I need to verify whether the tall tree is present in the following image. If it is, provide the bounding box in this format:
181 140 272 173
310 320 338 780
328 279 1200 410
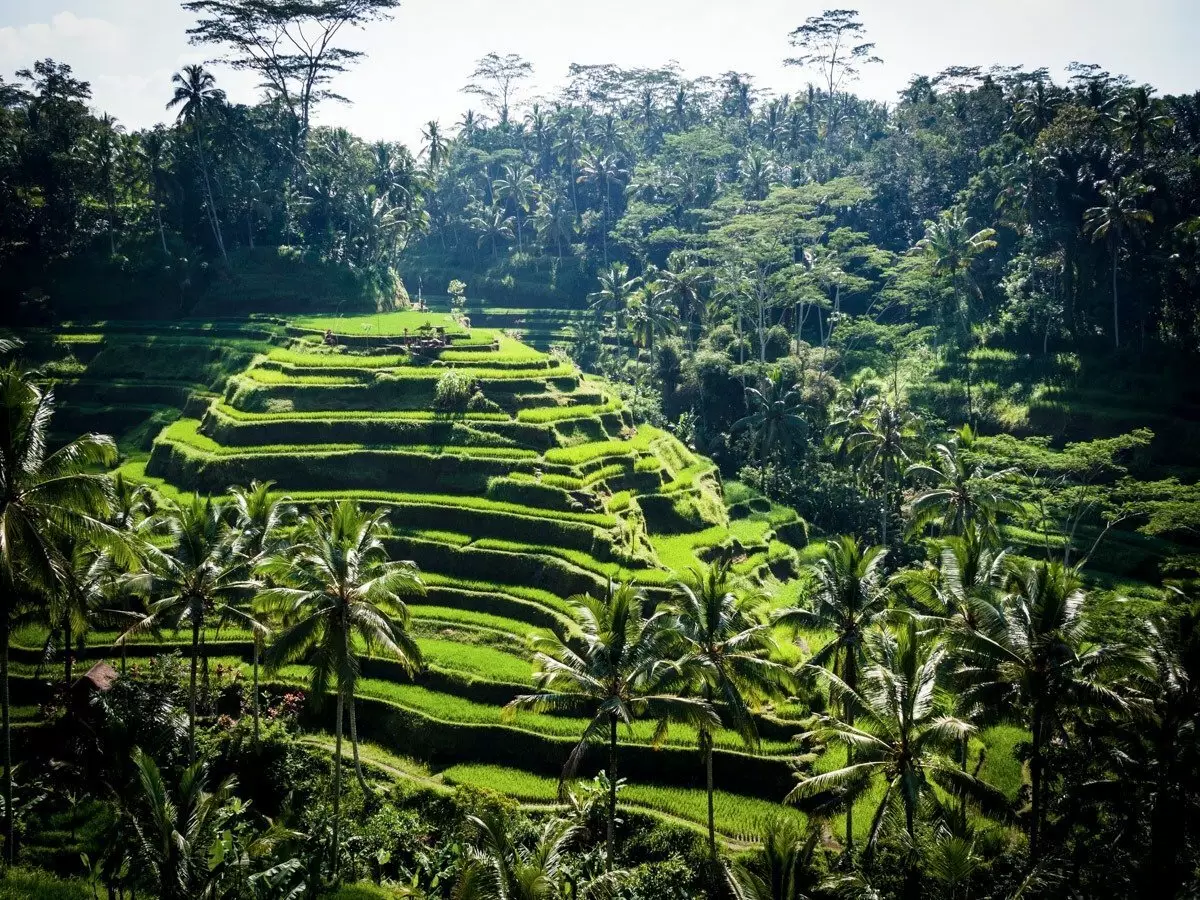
733 381 808 494
1083 177 1155 349
785 9 882 137
121 495 244 762
507 582 718 871
670 559 783 859
183 0 401 151
0 360 115 861
462 52 534 128
260 500 423 875
166 64 229 265
774 535 889 853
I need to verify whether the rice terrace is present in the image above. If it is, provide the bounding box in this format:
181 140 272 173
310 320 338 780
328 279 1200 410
1 1 1199 898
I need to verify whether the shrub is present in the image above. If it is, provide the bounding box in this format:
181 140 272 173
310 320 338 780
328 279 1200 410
433 369 476 411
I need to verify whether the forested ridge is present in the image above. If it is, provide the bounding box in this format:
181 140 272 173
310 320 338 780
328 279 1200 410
1 4 1199 899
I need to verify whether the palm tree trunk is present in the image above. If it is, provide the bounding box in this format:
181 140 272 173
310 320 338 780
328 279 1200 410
332 688 344 878
188 619 199 763
1030 708 1044 861
193 122 228 267
845 691 855 853
1112 251 1120 349
63 613 73 694
703 730 716 860
607 712 618 872
349 698 368 793
2 612 12 864
252 637 260 749
155 200 168 255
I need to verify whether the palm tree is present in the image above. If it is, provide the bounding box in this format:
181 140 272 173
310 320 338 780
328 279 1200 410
166 64 228 266
1083 178 1154 349
911 210 997 416
734 382 808 494
577 148 628 263
0 362 115 861
469 201 516 259
906 427 1018 540
420 120 448 172
588 263 642 335
453 811 608 900
671 560 783 859
136 126 172 253
554 121 585 215
507 581 718 870
655 252 706 347
260 500 423 874
789 622 1005 861
532 182 575 259
740 148 775 200
125 748 235 900
493 163 537 251
774 536 889 853
48 537 120 693
89 113 125 256
725 818 819 900
228 481 294 747
846 401 918 546
956 561 1146 859
121 496 243 762
627 288 678 380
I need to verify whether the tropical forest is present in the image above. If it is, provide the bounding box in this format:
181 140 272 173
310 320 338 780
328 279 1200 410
0 2 1199 897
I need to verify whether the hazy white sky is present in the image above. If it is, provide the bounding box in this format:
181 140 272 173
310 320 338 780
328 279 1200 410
2 0 1198 149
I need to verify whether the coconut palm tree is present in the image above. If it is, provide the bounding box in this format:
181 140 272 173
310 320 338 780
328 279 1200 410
670 559 784 858
733 382 808 494
655 252 706 347
47 537 121 693
577 148 628 263
627 288 678 379
507 581 718 870
166 64 228 266
789 621 1006 861
137 126 173 254
1083 178 1155 349
773 536 889 852
420 120 448 172
228 481 294 748
453 811 613 900
259 500 423 875
905 427 1018 540
0 361 115 860
493 163 537 251
588 263 642 335
725 818 819 900
468 201 515 259
533 181 575 259
120 495 243 763
846 401 918 546
956 561 1146 859
911 210 996 416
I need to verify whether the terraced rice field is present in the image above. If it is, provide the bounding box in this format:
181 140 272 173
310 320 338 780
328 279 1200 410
10 310 824 844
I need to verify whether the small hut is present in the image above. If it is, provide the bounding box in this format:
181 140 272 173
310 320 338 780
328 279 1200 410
70 661 119 716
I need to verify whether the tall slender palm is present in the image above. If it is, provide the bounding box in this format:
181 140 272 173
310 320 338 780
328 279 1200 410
956 562 1146 859
906 429 1018 540
469 201 516 259
137 126 173 255
846 401 918 546
671 560 784 859
493 163 537 251
507 581 718 870
774 536 889 852
121 495 243 762
228 481 294 747
655 252 705 347
734 382 808 494
532 182 575 259
911 210 997 415
420 120 448 172
166 64 228 265
260 500 423 875
48 537 120 693
1083 178 1154 349
627 288 678 380
588 263 642 335
788 622 1005 860
0 362 115 860
577 148 628 263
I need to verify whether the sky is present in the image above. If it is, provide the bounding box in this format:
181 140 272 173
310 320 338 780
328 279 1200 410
1 0 1199 149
